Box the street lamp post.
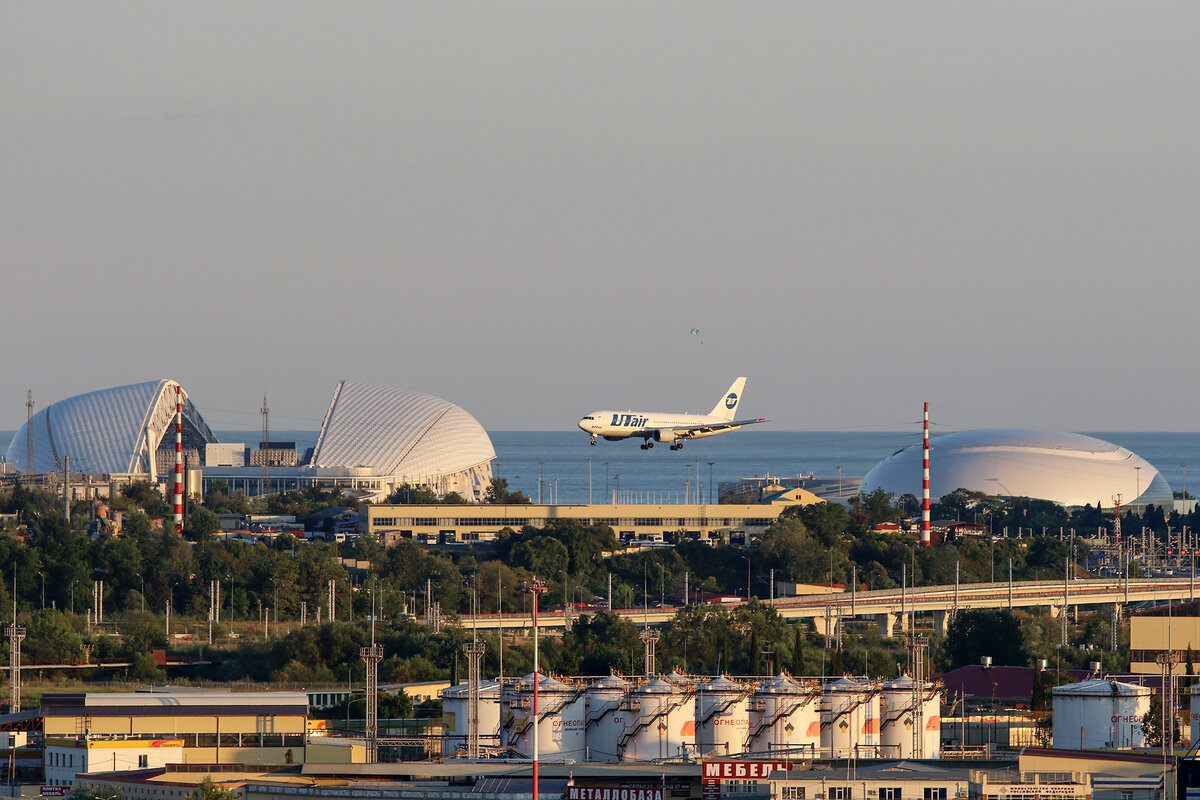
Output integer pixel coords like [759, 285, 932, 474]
[708, 462, 715, 504]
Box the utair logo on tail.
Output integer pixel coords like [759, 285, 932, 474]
[577, 378, 768, 451]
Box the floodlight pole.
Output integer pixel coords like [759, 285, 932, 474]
[526, 580, 548, 800]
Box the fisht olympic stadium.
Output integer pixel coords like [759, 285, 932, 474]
[5, 379, 495, 502]
[862, 428, 1173, 509]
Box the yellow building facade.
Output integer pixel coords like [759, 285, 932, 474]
[41, 690, 309, 767]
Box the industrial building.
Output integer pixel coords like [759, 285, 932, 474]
[360, 493, 820, 546]
[40, 689, 309, 771]
[1129, 600, 1200, 675]
[862, 428, 1173, 509]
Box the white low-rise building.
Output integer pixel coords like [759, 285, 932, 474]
[45, 737, 184, 787]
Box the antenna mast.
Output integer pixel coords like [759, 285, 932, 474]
[260, 393, 270, 496]
[7, 573, 25, 713]
[24, 389, 33, 477]
[360, 589, 384, 763]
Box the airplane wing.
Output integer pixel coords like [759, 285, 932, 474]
[669, 417, 769, 439]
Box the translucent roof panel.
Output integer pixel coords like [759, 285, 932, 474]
[5, 379, 215, 474]
[309, 380, 495, 479]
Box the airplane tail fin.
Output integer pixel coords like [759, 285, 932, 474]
[710, 378, 747, 421]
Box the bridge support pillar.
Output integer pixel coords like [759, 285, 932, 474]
[812, 615, 839, 645]
[1048, 605, 1060, 618]
[878, 613, 897, 638]
[933, 610, 951, 634]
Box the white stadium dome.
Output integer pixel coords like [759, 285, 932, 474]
[5, 379, 216, 476]
[862, 428, 1172, 509]
[308, 380, 496, 501]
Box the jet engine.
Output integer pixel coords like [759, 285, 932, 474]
[653, 429, 678, 443]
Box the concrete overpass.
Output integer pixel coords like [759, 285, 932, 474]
[456, 577, 1199, 638]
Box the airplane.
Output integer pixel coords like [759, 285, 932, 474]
[578, 377, 768, 451]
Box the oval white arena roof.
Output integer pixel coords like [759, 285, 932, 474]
[5, 379, 215, 475]
[308, 380, 495, 479]
[862, 428, 1172, 508]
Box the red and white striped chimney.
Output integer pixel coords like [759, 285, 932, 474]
[921, 401, 931, 546]
[174, 384, 183, 533]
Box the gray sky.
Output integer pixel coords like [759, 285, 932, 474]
[4, 2, 1198, 433]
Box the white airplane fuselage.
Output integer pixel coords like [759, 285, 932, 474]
[577, 377, 765, 451]
[578, 411, 738, 442]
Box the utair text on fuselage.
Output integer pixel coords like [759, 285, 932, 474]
[577, 377, 767, 451]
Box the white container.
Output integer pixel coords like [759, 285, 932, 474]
[619, 677, 696, 762]
[441, 680, 501, 755]
[746, 673, 821, 757]
[500, 672, 587, 762]
[695, 675, 751, 758]
[879, 675, 941, 759]
[1191, 686, 1200, 748]
[1052, 679, 1149, 750]
[584, 674, 630, 763]
[820, 677, 881, 758]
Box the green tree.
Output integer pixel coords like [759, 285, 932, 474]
[184, 778, 238, 800]
[70, 786, 123, 800]
[791, 625, 806, 675]
[942, 609, 1028, 670]
[510, 537, 570, 579]
[485, 478, 531, 504]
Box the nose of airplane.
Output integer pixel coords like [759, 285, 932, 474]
[578, 417, 591, 432]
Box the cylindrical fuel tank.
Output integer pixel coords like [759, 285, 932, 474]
[619, 677, 696, 762]
[695, 675, 751, 757]
[584, 674, 630, 763]
[500, 672, 587, 762]
[820, 677, 880, 758]
[1053, 679, 1149, 750]
[879, 675, 941, 759]
[746, 673, 821, 757]
[441, 680, 501, 755]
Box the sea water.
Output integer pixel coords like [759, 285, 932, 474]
[3, 428, 1198, 506]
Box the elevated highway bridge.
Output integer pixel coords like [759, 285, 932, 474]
[457, 577, 1198, 639]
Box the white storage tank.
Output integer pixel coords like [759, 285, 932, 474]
[584, 674, 630, 763]
[879, 675, 941, 759]
[441, 680, 501, 755]
[1192, 685, 1200, 748]
[500, 672, 587, 762]
[695, 675, 751, 758]
[619, 677, 696, 762]
[820, 677, 881, 758]
[746, 673, 821, 757]
[1052, 678, 1150, 750]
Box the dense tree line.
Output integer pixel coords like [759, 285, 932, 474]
[0, 478, 1168, 692]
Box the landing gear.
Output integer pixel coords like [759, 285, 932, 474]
[670, 443, 683, 451]
[640, 440, 654, 450]
[590, 436, 597, 446]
